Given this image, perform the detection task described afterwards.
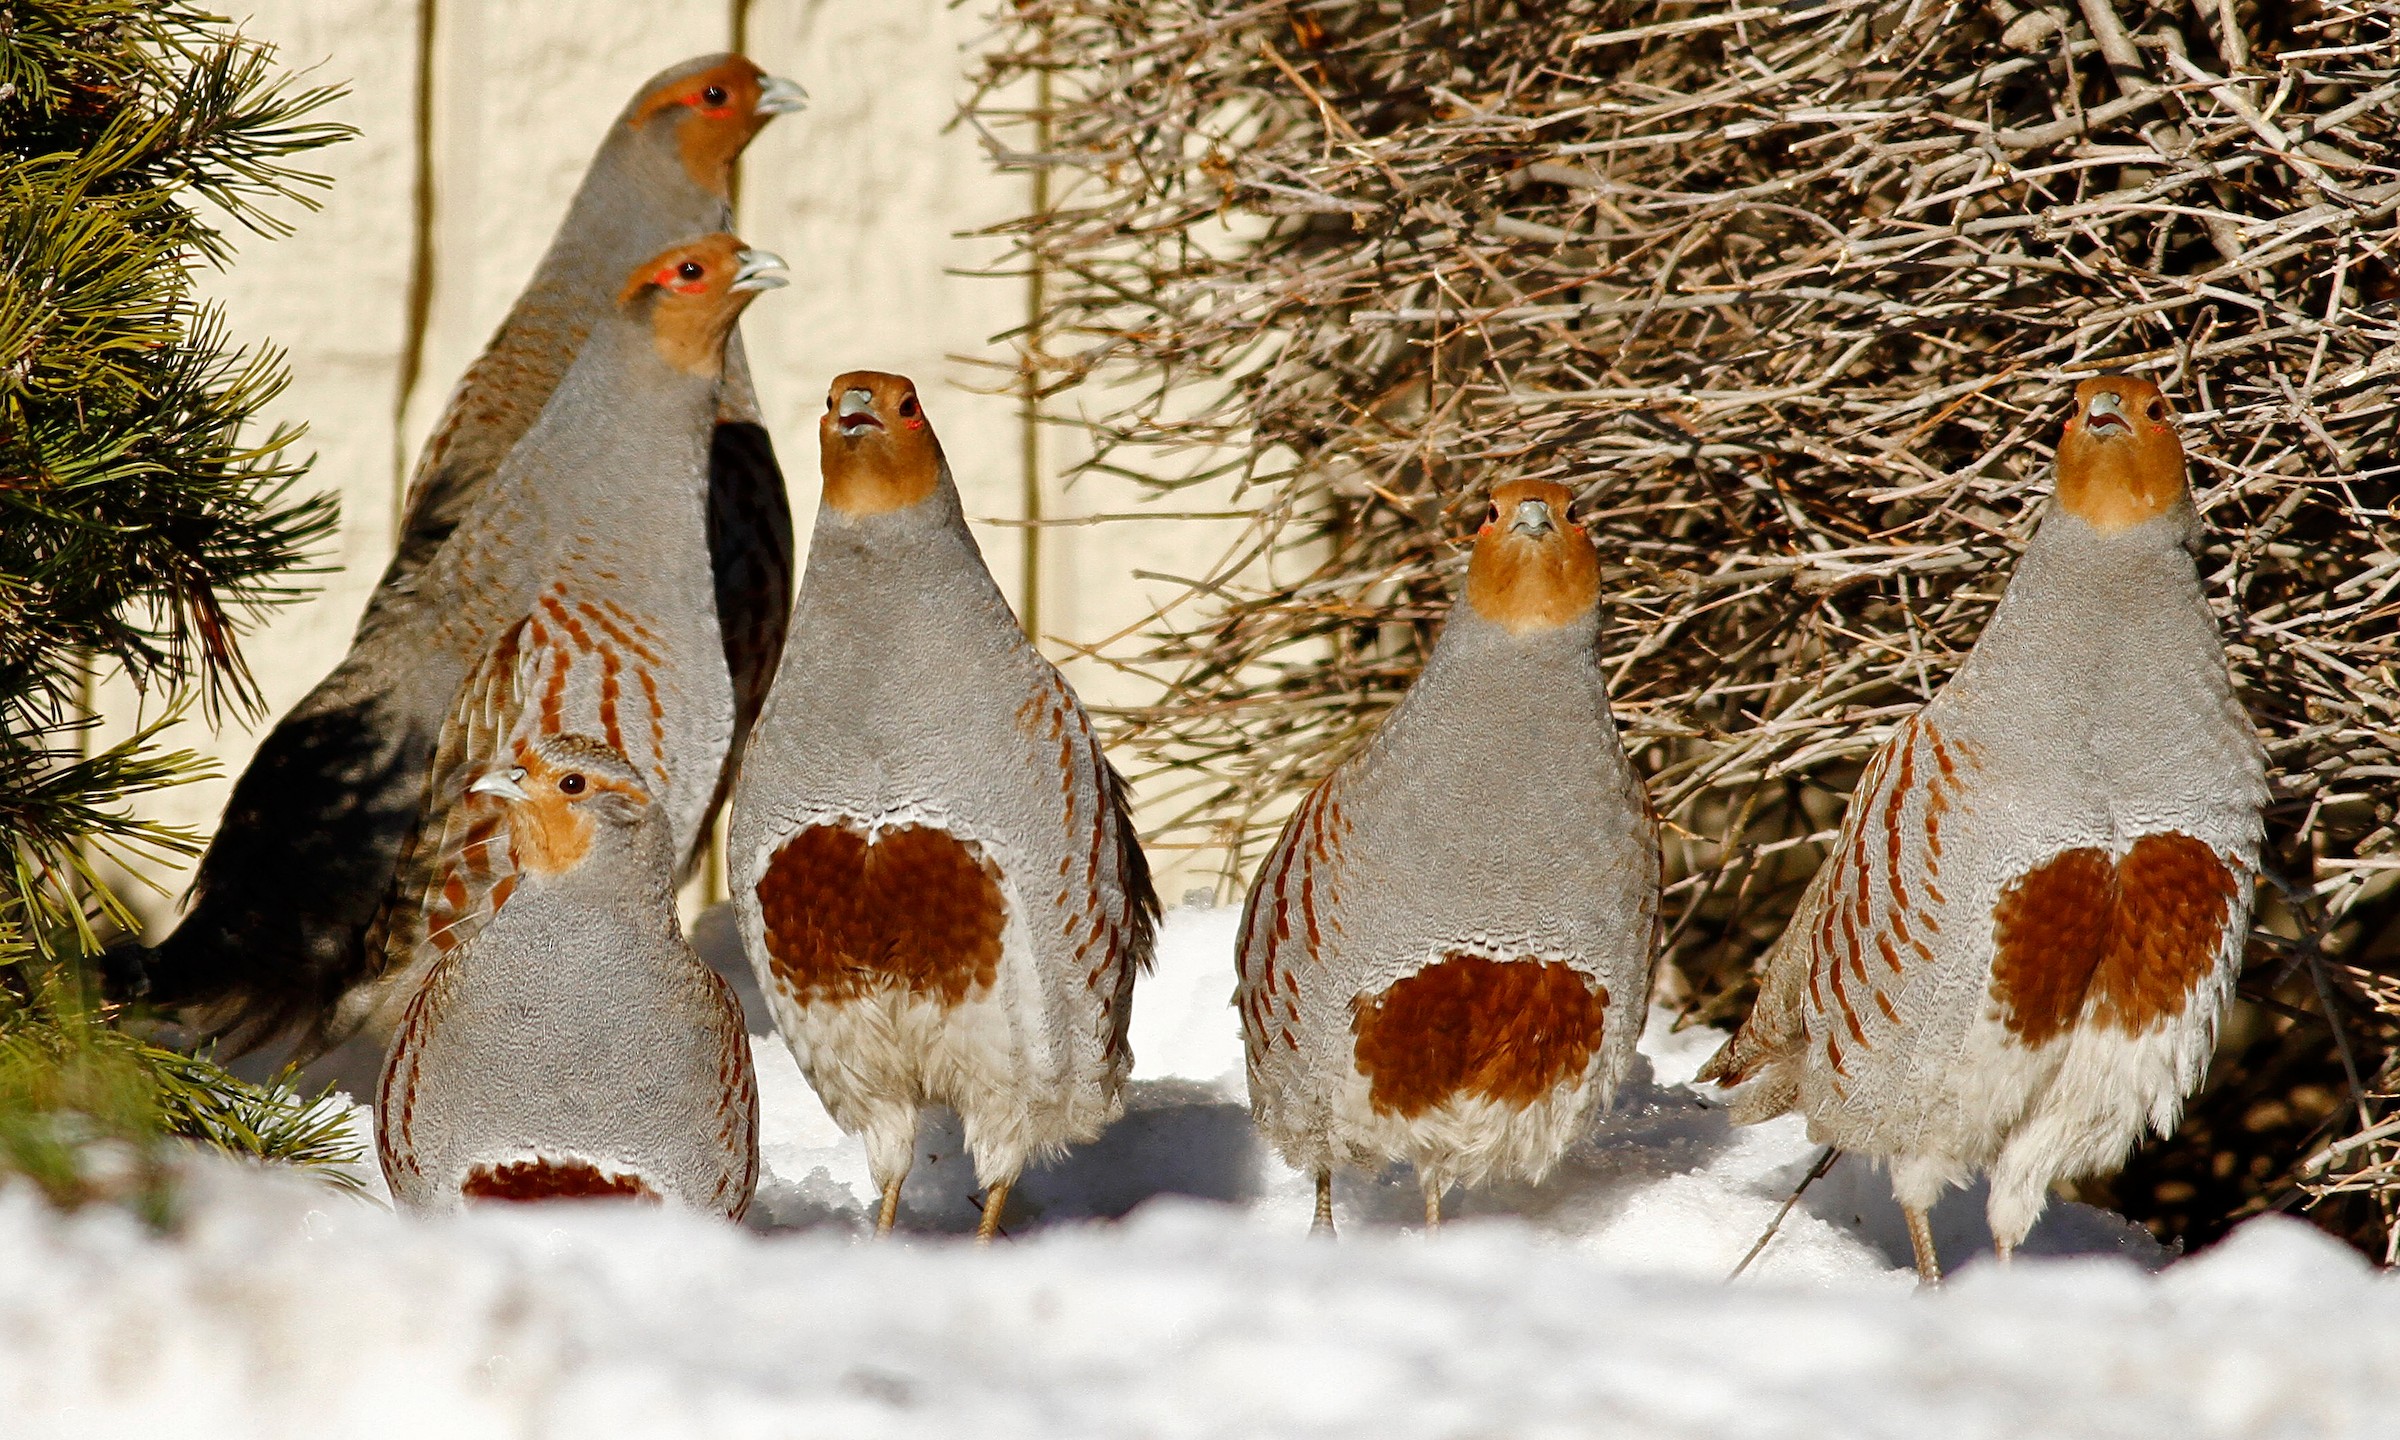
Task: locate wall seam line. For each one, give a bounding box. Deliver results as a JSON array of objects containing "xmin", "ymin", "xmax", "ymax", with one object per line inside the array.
[{"xmin": 390, "ymin": 0, "xmax": 439, "ymax": 523}]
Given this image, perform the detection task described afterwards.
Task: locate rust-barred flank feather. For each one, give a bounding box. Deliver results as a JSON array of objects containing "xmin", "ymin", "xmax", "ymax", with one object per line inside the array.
[
  {"xmin": 462, "ymin": 1159, "xmax": 660, "ymax": 1204},
  {"xmin": 756, "ymin": 823, "xmax": 1008, "ymax": 1007},
  {"xmin": 1803, "ymin": 716, "xmax": 1978, "ymax": 1059},
  {"xmin": 1350, "ymin": 955, "xmax": 1608, "ymax": 1118},
  {"xmin": 1990, "ymin": 833, "xmax": 2240, "ymax": 1046}
]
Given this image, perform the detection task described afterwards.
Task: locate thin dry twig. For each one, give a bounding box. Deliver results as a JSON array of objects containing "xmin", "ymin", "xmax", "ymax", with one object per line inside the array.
[{"xmin": 971, "ymin": 0, "xmax": 2400, "ymax": 1250}]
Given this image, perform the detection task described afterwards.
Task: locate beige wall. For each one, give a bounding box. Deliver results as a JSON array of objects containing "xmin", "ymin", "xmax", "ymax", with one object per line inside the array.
[{"xmin": 95, "ymin": 0, "xmax": 1249, "ymax": 934}]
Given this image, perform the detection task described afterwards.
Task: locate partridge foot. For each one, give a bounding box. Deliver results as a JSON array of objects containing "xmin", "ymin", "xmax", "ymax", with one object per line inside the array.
[
  {"xmin": 975, "ymin": 1180, "xmax": 1012, "ymax": 1244},
  {"xmin": 1904, "ymin": 1203, "xmax": 1941, "ymax": 1287}
]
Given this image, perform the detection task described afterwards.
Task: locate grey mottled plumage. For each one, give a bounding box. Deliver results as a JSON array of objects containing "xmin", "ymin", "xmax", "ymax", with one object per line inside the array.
[
  {"xmin": 729, "ymin": 371, "xmax": 1155, "ymax": 1238},
  {"xmin": 1236, "ymin": 480, "xmax": 1659, "ymax": 1231},
  {"xmin": 377, "ymin": 647, "xmax": 755, "ymax": 1217},
  {"xmin": 1701, "ymin": 377, "xmax": 2267, "ymax": 1282}
]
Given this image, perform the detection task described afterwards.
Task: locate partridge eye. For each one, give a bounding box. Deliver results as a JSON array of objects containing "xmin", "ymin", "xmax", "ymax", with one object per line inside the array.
[
  {"xmin": 899, "ymin": 396, "xmax": 920, "ymax": 418},
  {"xmin": 2147, "ymin": 400, "xmax": 2164, "ymax": 421},
  {"xmin": 702, "ymin": 84, "xmax": 728, "ymax": 107},
  {"xmin": 558, "ymin": 773, "xmax": 586, "ymax": 796},
  {"xmin": 677, "ymin": 260, "xmax": 705, "ymax": 282},
  {"xmin": 1484, "ymin": 504, "xmax": 1499, "ymax": 524}
]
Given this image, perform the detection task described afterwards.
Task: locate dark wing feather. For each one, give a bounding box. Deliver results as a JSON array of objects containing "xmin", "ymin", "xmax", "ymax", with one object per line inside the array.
[
  {"xmin": 114, "ymin": 671, "xmax": 435, "ymax": 1054},
  {"xmin": 694, "ymin": 336, "xmax": 793, "ymax": 873},
  {"xmin": 1092, "ymin": 745, "xmax": 1161, "ymax": 1068}
]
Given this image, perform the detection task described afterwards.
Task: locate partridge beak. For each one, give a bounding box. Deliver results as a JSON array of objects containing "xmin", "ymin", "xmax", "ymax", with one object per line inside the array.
[
  {"xmin": 2084, "ymin": 389, "xmax": 2132, "ymax": 436},
  {"xmin": 837, "ymin": 386, "xmax": 883, "ymax": 435},
  {"xmin": 469, "ymin": 766, "xmax": 530, "ymax": 804},
  {"xmin": 1508, "ymin": 498, "xmax": 1557, "ymax": 537},
  {"xmin": 755, "ymin": 75, "xmax": 809, "ymax": 116},
  {"xmin": 731, "ymin": 249, "xmax": 789, "ymax": 294}
]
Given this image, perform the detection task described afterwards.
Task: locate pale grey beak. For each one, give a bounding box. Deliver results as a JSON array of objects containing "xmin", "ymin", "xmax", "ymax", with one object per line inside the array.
[
  {"xmin": 1509, "ymin": 499, "xmax": 1557, "ymax": 536},
  {"xmin": 731, "ymin": 249, "xmax": 788, "ymax": 294},
  {"xmin": 755, "ymin": 75, "xmax": 809, "ymax": 116},
  {"xmin": 838, "ymin": 386, "xmax": 881, "ymax": 432},
  {"xmin": 469, "ymin": 766, "xmax": 530, "ymax": 804},
  {"xmin": 2085, "ymin": 389, "xmax": 2131, "ymax": 433}
]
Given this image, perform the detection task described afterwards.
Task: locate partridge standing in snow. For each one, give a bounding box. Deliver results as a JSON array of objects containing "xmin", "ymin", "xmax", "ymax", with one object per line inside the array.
[
  {"xmin": 137, "ymin": 237, "xmax": 787, "ymax": 1054},
  {"xmin": 1237, "ymin": 481, "xmax": 1660, "ymax": 1234},
  {"xmin": 377, "ymin": 628, "xmax": 757, "ymax": 1217},
  {"xmin": 384, "ymin": 55, "xmax": 805, "ymax": 778},
  {"xmin": 1698, "ymin": 377, "xmax": 2267, "ymax": 1283},
  {"xmin": 729, "ymin": 373, "xmax": 1157, "ymax": 1240}
]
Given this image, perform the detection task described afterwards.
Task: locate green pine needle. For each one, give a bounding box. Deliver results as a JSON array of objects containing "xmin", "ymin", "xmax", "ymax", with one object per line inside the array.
[{"xmin": 1, "ymin": 1, "xmax": 362, "ymax": 1217}]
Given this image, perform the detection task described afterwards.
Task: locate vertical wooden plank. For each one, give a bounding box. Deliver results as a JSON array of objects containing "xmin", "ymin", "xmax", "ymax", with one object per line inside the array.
[{"xmin": 91, "ymin": 0, "xmax": 422, "ymax": 931}]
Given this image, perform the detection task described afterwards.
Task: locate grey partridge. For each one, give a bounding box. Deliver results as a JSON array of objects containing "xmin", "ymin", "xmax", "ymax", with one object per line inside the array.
[
  {"xmin": 377, "ymin": 625, "xmax": 757, "ymax": 1217},
  {"xmin": 1236, "ymin": 481, "xmax": 1660, "ymax": 1234},
  {"xmin": 1699, "ymin": 376, "xmax": 2268, "ymax": 1284},
  {"xmin": 378, "ymin": 54, "xmax": 805, "ymax": 835},
  {"xmin": 728, "ymin": 372, "xmax": 1157, "ymax": 1241},
  {"xmin": 138, "ymin": 237, "xmax": 786, "ymax": 1055}
]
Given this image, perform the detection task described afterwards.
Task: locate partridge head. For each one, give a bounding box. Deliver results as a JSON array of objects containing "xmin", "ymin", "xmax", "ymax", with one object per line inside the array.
[
  {"xmin": 820, "ymin": 371, "xmax": 944, "ymax": 516},
  {"xmin": 467, "ymin": 734, "xmax": 665, "ymax": 882},
  {"xmin": 619, "ymin": 235, "xmax": 789, "ymax": 379},
  {"xmin": 2054, "ymin": 376, "xmax": 2187, "ymax": 532},
  {"xmin": 1465, "ymin": 479, "xmax": 1602, "ymax": 633},
  {"xmin": 620, "ymin": 55, "xmax": 808, "ymax": 201}
]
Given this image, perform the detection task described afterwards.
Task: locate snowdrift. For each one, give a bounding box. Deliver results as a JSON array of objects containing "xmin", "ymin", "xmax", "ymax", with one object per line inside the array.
[{"xmin": 5, "ymin": 905, "xmax": 2390, "ymax": 1437}]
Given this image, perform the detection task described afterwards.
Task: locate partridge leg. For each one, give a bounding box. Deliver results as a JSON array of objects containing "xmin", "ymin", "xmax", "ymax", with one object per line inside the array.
[
  {"xmin": 975, "ymin": 1179, "xmax": 1012, "ymax": 1244},
  {"xmin": 1993, "ymin": 1234, "xmax": 2016, "ymax": 1265},
  {"xmin": 1311, "ymin": 1168, "xmax": 1335, "ymax": 1238},
  {"xmin": 1903, "ymin": 1203, "xmax": 1941, "ymax": 1287},
  {"xmin": 875, "ymin": 1178, "xmax": 904, "ymax": 1238},
  {"xmin": 1422, "ymin": 1176, "xmax": 1443, "ymax": 1232}
]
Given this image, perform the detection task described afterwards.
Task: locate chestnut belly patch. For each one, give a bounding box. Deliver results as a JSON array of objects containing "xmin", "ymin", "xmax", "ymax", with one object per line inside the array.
[
  {"xmin": 1989, "ymin": 831, "xmax": 2240, "ymax": 1046},
  {"xmin": 756, "ymin": 820, "xmax": 1007, "ymax": 1007},
  {"xmin": 1350, "ymin": 954, "xmax": 1609, "ymax": 1118},
  {"xmin": 462, "ymin": 1158, "xmax": 658, "ymax": 1203}
]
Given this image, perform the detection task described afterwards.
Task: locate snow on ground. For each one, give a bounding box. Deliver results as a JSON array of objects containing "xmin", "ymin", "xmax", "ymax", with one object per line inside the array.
[{"xmin": 4, "ymin": 904, "xmax": 2394, "ymax": 1437}]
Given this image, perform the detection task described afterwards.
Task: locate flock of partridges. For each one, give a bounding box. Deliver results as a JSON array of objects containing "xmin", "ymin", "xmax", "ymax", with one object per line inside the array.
[{"xmin": 111, "ymin": 55, "xmax": 2269, "ymax": 1287}]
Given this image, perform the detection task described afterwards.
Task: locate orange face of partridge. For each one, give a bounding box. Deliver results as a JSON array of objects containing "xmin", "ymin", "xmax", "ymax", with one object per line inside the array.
[
  {"xmin": 820, "ymin": 370, "xmax": 944, "ymax": 517},
  {"xmin": 1465, "ymin": 480, "xmax": 1601, "ymax": 634},
  {"xmin": 627, "ymin": 56, "xmax": 794, "ymax": 198},
  {"xmin": 619, "ymin": 235, "xmax": 784, "ymax": 377},
  {"xmin": 2054, "ymin": 376, "xmax": 2187, "ymax": 533},
  {"xmin": 478, "ymin": 746, "xmax": 652, "ymax": 879}
]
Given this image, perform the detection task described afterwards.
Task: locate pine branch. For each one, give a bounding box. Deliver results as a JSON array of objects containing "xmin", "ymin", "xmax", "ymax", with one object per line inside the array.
[{"xmin": 0, "ymin": 0, "xmax": 361, "ymax": 1211}]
